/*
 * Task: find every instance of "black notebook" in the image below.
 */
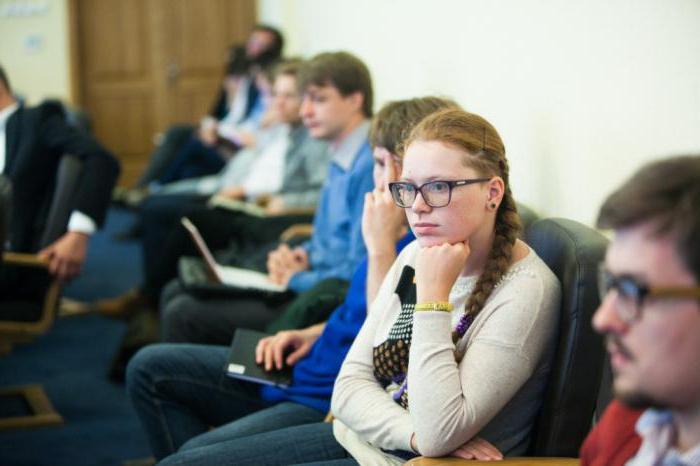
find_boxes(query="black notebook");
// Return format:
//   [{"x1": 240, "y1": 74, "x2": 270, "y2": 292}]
[{"x1": 225, "y1": 328, "x2": 292, "y2": 389}]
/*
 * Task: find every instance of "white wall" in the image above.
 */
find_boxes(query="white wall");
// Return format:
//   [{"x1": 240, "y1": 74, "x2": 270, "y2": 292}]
[
  {"x1": 0, "y1": 0, "x2": 71, "y2": 104},
  {"x1": 258, "y1": 0, "x2": 700, "y2": 226}
]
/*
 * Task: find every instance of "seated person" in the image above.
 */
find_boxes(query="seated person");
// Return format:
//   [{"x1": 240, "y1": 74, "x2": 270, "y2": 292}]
[
  {"x1": 126, "y1": 96, "x2": 457, "y2": 463},
  {"x1": 129, "y1": 24, "x2": 284, "y2": 190},
  {"x1": 156, "y1": 52, "x2": 376, "y2": 345},
  {"x1": 142, "y1": 59, "x2": 327, "y2": 206},
  {"x1": 153, "y1": 54, "x2": 276, "y2": 186},
  {"x1": 580, "y1": 155, "x2": 700, "y2": 465},
  {"x1": 0, "y1": 64, "x2": 119, "y2": 316}
]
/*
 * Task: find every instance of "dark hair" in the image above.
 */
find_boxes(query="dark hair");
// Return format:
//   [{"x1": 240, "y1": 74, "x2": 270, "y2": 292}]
[
  {"x1": 597, "y1": 155, "x2": 700, "y2": 281},
  {"x1": 0, "y1": 65, "x2": 10, "y2": 92},
  {"x1": 370, "y1": 97, "x2": 460, "y2": 155},
  {"x1": 250, "y1": 24, "x2": 284, "y2": 66},
  {"x1": 225, "y1": 46, "x2": 252, "y2": 77},
  {"x1": 298, "y1": 51, "x2": 374, "y2": 117},
  {"x1": 404, "y1": 109, "x2": 522, "y2": 340}
]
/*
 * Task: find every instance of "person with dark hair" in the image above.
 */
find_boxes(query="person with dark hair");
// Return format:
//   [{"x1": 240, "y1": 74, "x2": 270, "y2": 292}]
[
  {"x1": 580, "y1": 155, "x2": 700, "y2": 466},
  {"x1": 246, "y1": 24, "x2": 284, "y2": 67},
  {"x1": 128, "y1": 25, "x2": 285, "y2": 191},
  {"x1": 151, "y1": 55, "x2": 276, "y2": 188},
  {"x1": 0, "y1": 64, "x2": 119, "y2": 312},
  {"x1": 126, "y1": 96, "x2": 458, "y2": 465}
]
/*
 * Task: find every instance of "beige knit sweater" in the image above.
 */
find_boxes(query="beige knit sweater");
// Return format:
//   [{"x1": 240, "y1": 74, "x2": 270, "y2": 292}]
[{"x1": 331, "y1": 239, "x2": 561, "y2": 461}]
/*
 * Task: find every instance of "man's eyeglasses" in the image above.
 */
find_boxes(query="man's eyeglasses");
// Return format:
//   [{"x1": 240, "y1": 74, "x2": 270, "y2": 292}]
[
  {"x1": 597, "y1": 264, "x2": 700, "y2": 323},
  {"x1": 388, "y1": 179, "x2": 490, "y2": 208}
]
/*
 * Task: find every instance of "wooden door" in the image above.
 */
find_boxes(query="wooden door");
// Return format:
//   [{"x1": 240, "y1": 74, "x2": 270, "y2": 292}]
[{"x1": 70, "y1": 0, "x2": 256, "y2": 186}]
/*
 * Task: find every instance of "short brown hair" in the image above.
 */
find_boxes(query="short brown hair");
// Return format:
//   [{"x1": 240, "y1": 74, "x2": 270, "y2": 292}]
[
  {"x1": 298, "y1": 51, "x2": 373, "y2": 117},
  {"x1": 597, "y1": 155, "x2": 700, "y2": 281},
  {"x1": 369, "y1": 96, "x2": 460, "y2": 155},
  {"x1": 273, "y1": 58, "x2": 303, "y2": 81}
]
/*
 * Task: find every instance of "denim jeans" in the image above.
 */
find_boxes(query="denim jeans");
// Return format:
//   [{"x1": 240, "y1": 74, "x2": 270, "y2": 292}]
[
  {"x1": 126, "y1": 343, "x2": 352, "y2": 465},
  {"x1": 161, "y1": 420, "x2": 356, "y2": 466}
]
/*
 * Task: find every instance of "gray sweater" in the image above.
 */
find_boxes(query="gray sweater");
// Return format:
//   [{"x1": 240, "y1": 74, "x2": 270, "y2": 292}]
[{"x1": 332, "y1": 240, "x2": 561, "y2": 460}]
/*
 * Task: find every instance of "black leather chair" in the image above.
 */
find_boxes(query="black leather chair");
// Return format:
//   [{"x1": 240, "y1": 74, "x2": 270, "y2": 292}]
[
  {"x1": 408, "y1": 217, "x2": 609, "y2": 465},
  {"x1": 525, "y1": 218, "x2": 609, "y2": 456},
  {"x1": 517, "y1": 202, "x2": 539, "y2": 233},
  {"x1": 0, "y1": 154, "x2": 84, "y2": 429}
]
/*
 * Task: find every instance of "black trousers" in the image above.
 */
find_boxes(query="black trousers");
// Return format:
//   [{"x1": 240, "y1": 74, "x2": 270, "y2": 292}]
[{"x1": 139, "y1": 193, "x2": 313, "y2": 303}]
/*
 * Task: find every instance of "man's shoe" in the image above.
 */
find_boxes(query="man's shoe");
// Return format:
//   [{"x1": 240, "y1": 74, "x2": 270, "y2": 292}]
[
  {"x1": 108, "y1": 309, "x2": 159, "y2": 383},
  {"x1": 123, "y1": 187, "x2": 150, "y2": 209},
  {"x1": 94, "y1": 288, "x2": 148, "y2": 320}
]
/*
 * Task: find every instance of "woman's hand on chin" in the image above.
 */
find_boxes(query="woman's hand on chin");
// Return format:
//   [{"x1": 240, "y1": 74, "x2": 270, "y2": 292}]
[{"x1": 415, "y1": 241, "x2": 470, "y2": 302}]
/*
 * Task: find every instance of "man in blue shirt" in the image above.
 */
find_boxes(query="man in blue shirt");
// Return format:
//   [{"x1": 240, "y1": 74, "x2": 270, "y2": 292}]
[{"x1": 159, "y1": 52, "x2": 375, "y2": 345}]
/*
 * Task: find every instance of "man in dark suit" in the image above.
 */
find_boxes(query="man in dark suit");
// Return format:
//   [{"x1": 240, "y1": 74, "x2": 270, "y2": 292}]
[{"x1": 0, "y1": 64, "x2": 119, "y2": 290}]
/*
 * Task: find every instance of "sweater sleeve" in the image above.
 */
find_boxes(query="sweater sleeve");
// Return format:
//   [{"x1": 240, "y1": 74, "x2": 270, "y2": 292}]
[
  {"x1": 331, "y1": 244, "x2": 417, "y2": 452},
  {"x1": 407, "y1": 265, "x2": 560, "y2": 456}
]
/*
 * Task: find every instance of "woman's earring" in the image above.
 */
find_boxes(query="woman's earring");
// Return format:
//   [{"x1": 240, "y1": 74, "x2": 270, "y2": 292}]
[{"x1": 490, "y1": 203, "x2": 497, "y2": 209}]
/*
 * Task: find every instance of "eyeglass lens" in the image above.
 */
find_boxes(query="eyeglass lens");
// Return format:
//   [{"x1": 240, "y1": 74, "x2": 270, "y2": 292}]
[
  {"x1": 391, "y1": 181, "x2": 452, "y2": 208},
  {"x1": 598, "y1": 266, "x2": 646, "y2": 322}
]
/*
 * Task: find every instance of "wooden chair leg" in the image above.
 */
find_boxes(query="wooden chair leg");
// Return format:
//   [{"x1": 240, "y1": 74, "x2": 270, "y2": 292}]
[{"x1": 0, "y1": 384, "x2": 63, "y2": 429}]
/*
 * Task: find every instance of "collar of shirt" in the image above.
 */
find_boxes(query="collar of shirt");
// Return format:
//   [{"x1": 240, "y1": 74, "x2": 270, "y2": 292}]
[
  {"x1": 329, "y1": 120, "x2": 370, "y2": 171},
  {"x1": 0, "y1": 102, "x2": 20, "y2": 173},
  {"x1": 631, "y1": 408, "x2": 700, "y2": 465}
]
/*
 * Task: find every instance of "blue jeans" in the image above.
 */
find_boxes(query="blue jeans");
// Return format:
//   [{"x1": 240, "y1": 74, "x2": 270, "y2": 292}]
[
  {"x1": 127, "y1": 343, "x2": 352, "y2": 464},
  {"x1": 161, "y1": 421, "x2": 355, "y2": 466}
]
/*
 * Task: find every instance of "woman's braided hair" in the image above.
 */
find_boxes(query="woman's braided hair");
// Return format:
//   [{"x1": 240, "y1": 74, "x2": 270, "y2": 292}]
[{"x1": 402, "y1": 109, "x2": 522, "y2": 341}]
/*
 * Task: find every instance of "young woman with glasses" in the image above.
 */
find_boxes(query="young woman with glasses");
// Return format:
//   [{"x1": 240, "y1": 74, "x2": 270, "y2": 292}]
[{"x1": 328, "y1": 108, "x2": 562, "y2": 464}]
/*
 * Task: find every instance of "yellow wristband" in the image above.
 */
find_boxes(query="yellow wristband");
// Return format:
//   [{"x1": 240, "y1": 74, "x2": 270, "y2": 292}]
[{"x1": 414, "y1": 302, "x2": 453, "y2": 312}]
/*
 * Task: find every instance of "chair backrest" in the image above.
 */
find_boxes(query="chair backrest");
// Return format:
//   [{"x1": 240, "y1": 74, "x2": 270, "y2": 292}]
[
  {"x1": 525, "y1": 217, "x2": 609, "y2": 456},
  {"x1": 516, "y1": 202, "x2": 539, "y2": 233},
  {"x1": 38, "y1": 155, "x2": 84, "y2": 248},
  {"x1": 0, "y1": 175, "x2": 11, "y2": 260}
]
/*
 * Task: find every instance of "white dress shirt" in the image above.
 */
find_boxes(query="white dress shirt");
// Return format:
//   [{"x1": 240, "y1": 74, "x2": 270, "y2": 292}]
[{"x1": 0, "y1": 101, "x2": 20, "y2": 174}]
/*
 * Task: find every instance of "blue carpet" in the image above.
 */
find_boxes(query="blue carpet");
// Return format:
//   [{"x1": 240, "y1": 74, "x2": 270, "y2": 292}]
[{"x1": 0, "y1": 207, "x2": 152, "y2": 466}]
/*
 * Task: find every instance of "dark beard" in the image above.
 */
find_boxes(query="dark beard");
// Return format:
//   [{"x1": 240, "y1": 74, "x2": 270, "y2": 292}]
[{"x1": 615, "y1": 388, "x2": 665, "y2": 411}]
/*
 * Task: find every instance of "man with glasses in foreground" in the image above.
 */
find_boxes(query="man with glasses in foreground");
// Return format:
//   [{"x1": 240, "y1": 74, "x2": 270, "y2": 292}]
[{"x1": 581, "y1": 155, "x2": 700, "y2": 465}]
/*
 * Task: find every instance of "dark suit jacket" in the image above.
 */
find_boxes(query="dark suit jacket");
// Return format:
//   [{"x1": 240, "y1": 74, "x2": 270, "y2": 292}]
[{"x1": 2, "y1": 101, "x2": 120, "y2": 252}]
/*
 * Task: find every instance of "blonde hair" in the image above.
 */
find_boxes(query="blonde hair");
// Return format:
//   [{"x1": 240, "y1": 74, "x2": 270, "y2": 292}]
[{"x1": 404, "y1": 108, "x2": 522, "y2": 341}]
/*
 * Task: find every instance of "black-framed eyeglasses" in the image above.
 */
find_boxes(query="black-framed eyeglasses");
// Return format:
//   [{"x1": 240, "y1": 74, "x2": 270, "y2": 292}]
[
  {"x1": 388, "y1": 179, "x2": 490, "y2": 208},
  {"x1": 597, "y1": 263, "x2": 700, "y2": 323}
]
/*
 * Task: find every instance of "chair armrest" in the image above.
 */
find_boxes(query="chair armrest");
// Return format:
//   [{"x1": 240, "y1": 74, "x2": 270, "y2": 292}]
[
  {"x1": 0, "y1": 252, "x2": 59, "y2": 337},
  {"x1": 3, "y1": 252, "x2": 50, "y2": 268},
  {"x1": 279, "y1": 224, "x2": 314, "y2": 242},
  {"x1": 405, "y1": 457, "x2": 578, "y2": 466},
  {"x1": 267, "y1": 206, "x2": 316, "y2": 217}
]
